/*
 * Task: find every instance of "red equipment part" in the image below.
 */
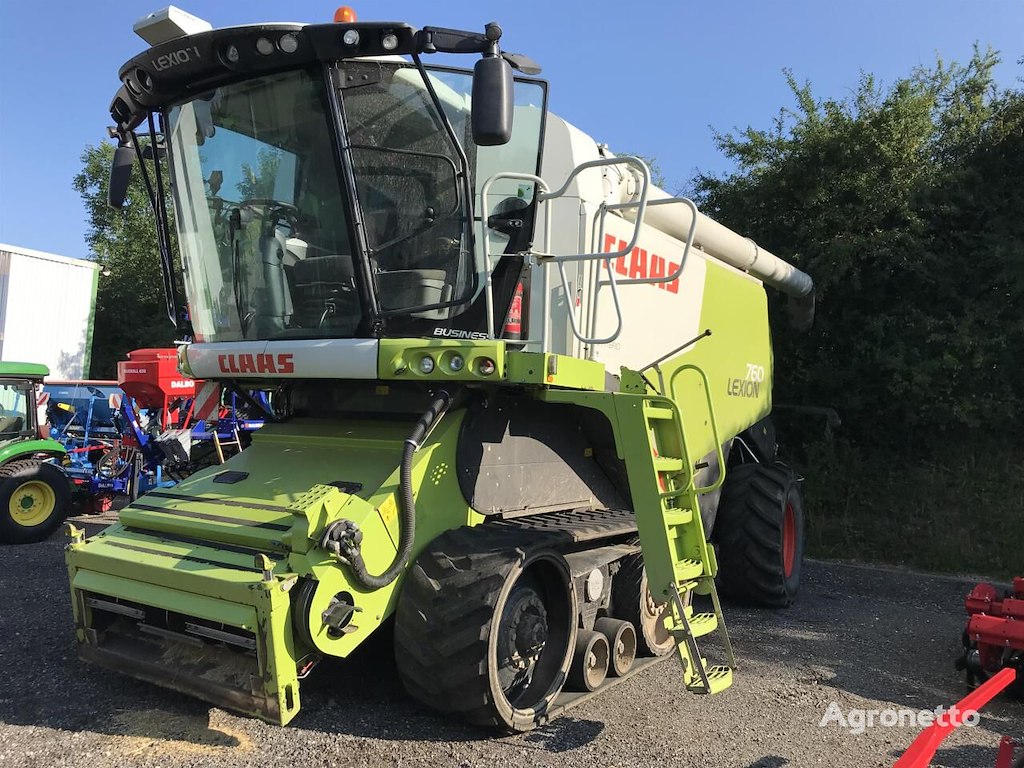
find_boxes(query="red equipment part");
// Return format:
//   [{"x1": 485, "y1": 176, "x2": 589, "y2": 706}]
[
  {"x1": 502, "y1": 281, "x2": 524, "y2": 339},
  {"x1": 995, "y1": 736, "x2": 1022, "y2": 768},
  {"x1": 893, "y1": 667, "x2": 1018, "y2": 768},
  {"x1": 962, "y1": 579, "x2": 1024, "y2": 693},
  {"x1": 116, "y1": 348, "x2": 198, "y2": 430}
]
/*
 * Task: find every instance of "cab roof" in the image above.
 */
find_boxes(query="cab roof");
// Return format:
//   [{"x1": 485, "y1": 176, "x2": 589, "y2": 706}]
[{"x1": 0, "y1": 361, "x2": 50, "y2": 380}]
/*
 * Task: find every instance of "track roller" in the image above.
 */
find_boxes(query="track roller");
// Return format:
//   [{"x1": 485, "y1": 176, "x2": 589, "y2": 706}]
[
  {"x1": 594, "y1": 617, "x2": 636, "y2": 677},
  {"x1": 569, "y1": 629, "x2": 610, "y2": 691}
]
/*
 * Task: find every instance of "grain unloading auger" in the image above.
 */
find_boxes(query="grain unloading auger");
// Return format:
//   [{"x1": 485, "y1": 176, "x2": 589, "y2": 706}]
[{"x1": 66, "y1": 6, "x2": 815, "y2": 729}]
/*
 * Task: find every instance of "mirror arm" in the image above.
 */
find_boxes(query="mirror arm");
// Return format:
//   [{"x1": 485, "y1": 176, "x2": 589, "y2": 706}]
[
  {"x1": 131, "y1": 115, "x2": 182, "y2": 331},
  {"x1": 409, "y1": 51, "x2": 476, "y2": 277}
]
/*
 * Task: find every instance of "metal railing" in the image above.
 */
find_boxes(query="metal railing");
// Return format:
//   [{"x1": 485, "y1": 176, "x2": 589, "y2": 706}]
[{"x1": 479, "y1": 156, "x2": 704, "y2": 353}]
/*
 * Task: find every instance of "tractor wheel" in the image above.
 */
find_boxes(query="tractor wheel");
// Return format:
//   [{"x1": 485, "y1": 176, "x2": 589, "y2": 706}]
[
  {"x1": 0, "y1": 460, "x2": 71, "y2": 544},
  {"x1": 713, "y1": 461, "x2": 804, "y2": 608},
  {"x1": 394, "y1": 526, "x2": 576, "y2": 732},
  {"x1": 610, "y1": 551, "x2": 675, "y2": 657}
]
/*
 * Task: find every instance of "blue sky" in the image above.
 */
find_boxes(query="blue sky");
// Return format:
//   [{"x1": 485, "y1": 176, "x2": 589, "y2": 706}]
[{"x1": 1, "y1": 0, "x2": 1021, "y2": 260}]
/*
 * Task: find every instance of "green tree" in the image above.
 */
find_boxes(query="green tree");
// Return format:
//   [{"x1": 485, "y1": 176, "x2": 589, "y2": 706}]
[
  {"x1": 692, "y1": 49, "x2": 1024, "y2": 445},
  {"x1": 73, "y1": 142, "x2": 178, "y2": 378},
  {"x1": 237, "y1": 147, "x2": 283, "y2": 201}
]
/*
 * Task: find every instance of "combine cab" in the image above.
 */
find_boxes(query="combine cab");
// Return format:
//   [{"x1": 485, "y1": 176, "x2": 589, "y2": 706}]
[{"x1": 66, "y1": 6, "x2": 815, "y2": 729}]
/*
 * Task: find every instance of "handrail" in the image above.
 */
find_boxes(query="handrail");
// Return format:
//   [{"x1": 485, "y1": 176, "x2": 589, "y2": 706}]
[
  {"x1": 477, "y1": 157, "x2": 653, "y2": 350},
  {"x1": 534, "y1": 157, "x2": 651, "y2": 263},
  {"x1": 596, "y1": 196, "x2": 699, "y2": 287},
  {"x1": 477, "y1": 172, "x2": 546, "y2": 339},
  {"x1": 586, "y1": 195, "x2": 700, "y2": 344},
  {"x1": 668, "y1": 363, "x2": 727, "y2": 494}
]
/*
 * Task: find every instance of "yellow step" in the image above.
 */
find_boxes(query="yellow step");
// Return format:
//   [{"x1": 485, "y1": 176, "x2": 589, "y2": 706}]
[
  {"x1": 687, "y1": 664, "x2": 733, "y2": 695},
  {"x1": 662, "y1": 509, "x2": 694, "y2": 527},
  {"x1": 643, "y1": 405, "x2": 674, "y2": 420},
  {"x1": 673, "y1": 559, "x2": 705, "y2": 580},
  {"x1": 653, "y1": 456, "x2": 684, "y2": 473},
  {"x1": 679, "y1": 611, "x2": 718, "y2": 638},
  {"x1": 666, "y1": 611, "x2": 718, "y2": 638}
]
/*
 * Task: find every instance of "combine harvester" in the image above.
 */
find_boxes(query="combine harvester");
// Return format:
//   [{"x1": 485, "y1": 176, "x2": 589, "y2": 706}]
[{"x1": 66, "y1": 6, "x2": 815, "y2": 729}]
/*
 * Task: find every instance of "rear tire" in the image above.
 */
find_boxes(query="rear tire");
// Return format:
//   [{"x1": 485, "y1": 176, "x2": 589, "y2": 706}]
[
  {"x1": 394, "y1": 526, "x2": 576, "y2": 731},
  {"x1": 0, "y1": 460, "x2": 71, "y2": 544},
  {"x1": 713, "y1": 461, "x2": 804, "y2": 607},
  {"x1": 611, "y1": 552, "x2": 674, "y2": 657}
]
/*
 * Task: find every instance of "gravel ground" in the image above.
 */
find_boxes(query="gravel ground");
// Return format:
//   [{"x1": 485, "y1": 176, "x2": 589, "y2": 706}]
[{"x1": 0, "y1": 534, "x2": 1019, "y2": 768}]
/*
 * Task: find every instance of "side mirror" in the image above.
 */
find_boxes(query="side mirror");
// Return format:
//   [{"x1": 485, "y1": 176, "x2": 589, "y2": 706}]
[
  {"x1": 472, "y1": 55, "x2": 514, "y2": 146},
  {"x1": 108, "y1": 144, "x2": 135, "y2": 209}
]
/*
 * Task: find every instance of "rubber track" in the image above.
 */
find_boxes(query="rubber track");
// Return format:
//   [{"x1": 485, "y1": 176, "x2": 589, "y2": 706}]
[
  {"x1": 394, "y1": 511, "x2": 639, "y2": 728},
  {"x1": 713, "y1": 462, "x2": 799, "y2": 608},
  {"x1": 394, "y1": 525, "x2": 561, "y2": 728},
  {"x1": 490, "y1": 508, "x2": 638, "y2": 542}
]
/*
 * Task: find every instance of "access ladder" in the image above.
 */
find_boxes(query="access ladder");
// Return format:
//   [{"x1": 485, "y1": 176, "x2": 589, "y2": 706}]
[{"x1": 614, "y1": 381, "x2": 735, "y2": 694}]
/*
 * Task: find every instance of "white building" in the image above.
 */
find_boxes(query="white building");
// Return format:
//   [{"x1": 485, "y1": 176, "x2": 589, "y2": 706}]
[{"x1": 0, "y1": 244, "x2": 100, "y2": 379}]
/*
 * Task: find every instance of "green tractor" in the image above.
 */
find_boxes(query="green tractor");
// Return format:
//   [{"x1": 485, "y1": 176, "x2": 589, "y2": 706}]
[
  {"x1": 0, "y1": 362, "x2": 71, "y2": 543},
  {"x1": 66, "y1": 8, "x2": 814, "y2": 730}
]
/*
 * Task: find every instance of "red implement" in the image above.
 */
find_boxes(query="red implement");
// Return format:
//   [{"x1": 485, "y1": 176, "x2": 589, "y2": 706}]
[{"x1": 893, "y1": 667, "x2": 1017, "y2": 768}]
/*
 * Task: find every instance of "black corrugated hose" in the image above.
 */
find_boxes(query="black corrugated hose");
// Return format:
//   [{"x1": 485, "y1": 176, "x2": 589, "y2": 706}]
[{"x1": 326, "y1": 388, "x2": 457, "y2": 590}]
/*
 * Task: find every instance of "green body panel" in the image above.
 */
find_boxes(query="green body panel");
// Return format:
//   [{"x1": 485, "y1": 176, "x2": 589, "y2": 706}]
[
  {"x1": 658, "y1": 263, "x2": 773, "y2": 462},
  {"x1": 506, "y1": 351, "x2": 606, "y2": 390},
  {"x1": 71, "y1": 565, "x2": 259, "y2": 629},
  {"x1": 0, "y1": 362, "x2": 49, "y2": 379},
  {"x1": 0, "y1": 437, "x2": 67, "y2": 465},
  {"x1": 66, "y1": 409, "x2": 481, "y2": 722},
  {"x1": 67, "y1": 528, "x2": 301, "y2": 722}
]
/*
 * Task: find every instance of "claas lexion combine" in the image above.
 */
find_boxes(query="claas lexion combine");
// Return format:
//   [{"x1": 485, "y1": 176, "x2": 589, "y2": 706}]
[{"x1": 66, "y1": 5, "x2": 816, "y2": 730}]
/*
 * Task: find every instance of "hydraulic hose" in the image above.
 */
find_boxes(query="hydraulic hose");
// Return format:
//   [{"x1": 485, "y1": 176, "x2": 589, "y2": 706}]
[{"x1": 326, "y1": 388, "x2": 457, "y2": 590}]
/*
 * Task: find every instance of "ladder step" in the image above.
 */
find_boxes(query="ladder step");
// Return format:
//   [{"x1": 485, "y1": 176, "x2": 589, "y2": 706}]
[
  {"x1": 686, "y1": 665, "x2": 733, "y2": 695},
  {"x1": 653, "y1": 456, "x2": 684, "y2": 472},
  {"x1": 668, "y1": 611, "x2": 717, "y2": 638},
  {"x1": 662, "y1": 509, "x2": 693, "y2": 527},
  {"x1": 673, "y1": 559, "x2": 704, "y2": 580},
  {"x1": 643, "y1": 405, "x2": 674, "y2": 421}
]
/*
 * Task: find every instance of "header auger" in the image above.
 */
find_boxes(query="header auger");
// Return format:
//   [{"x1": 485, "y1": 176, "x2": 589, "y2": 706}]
[{"x1": 66, "y1": 5, "x2": 814, "y2": 730}]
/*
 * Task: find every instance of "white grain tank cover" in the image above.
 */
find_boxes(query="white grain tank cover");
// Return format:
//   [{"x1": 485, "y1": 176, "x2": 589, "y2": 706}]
[{"x1": 601, "y1": 150, "x2": 814, "y2": 298}]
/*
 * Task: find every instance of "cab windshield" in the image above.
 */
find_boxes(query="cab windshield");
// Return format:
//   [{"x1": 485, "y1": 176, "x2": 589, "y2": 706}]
[
  {"x1": 0, "y1": 381, "x2": 34, "y2": 443},
  {"x1": 168, "y1": 69, "x2": 357, "y2": 342},
  {"x1": 166, "y1": 62, "x2": 544, "y2": 342}
]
